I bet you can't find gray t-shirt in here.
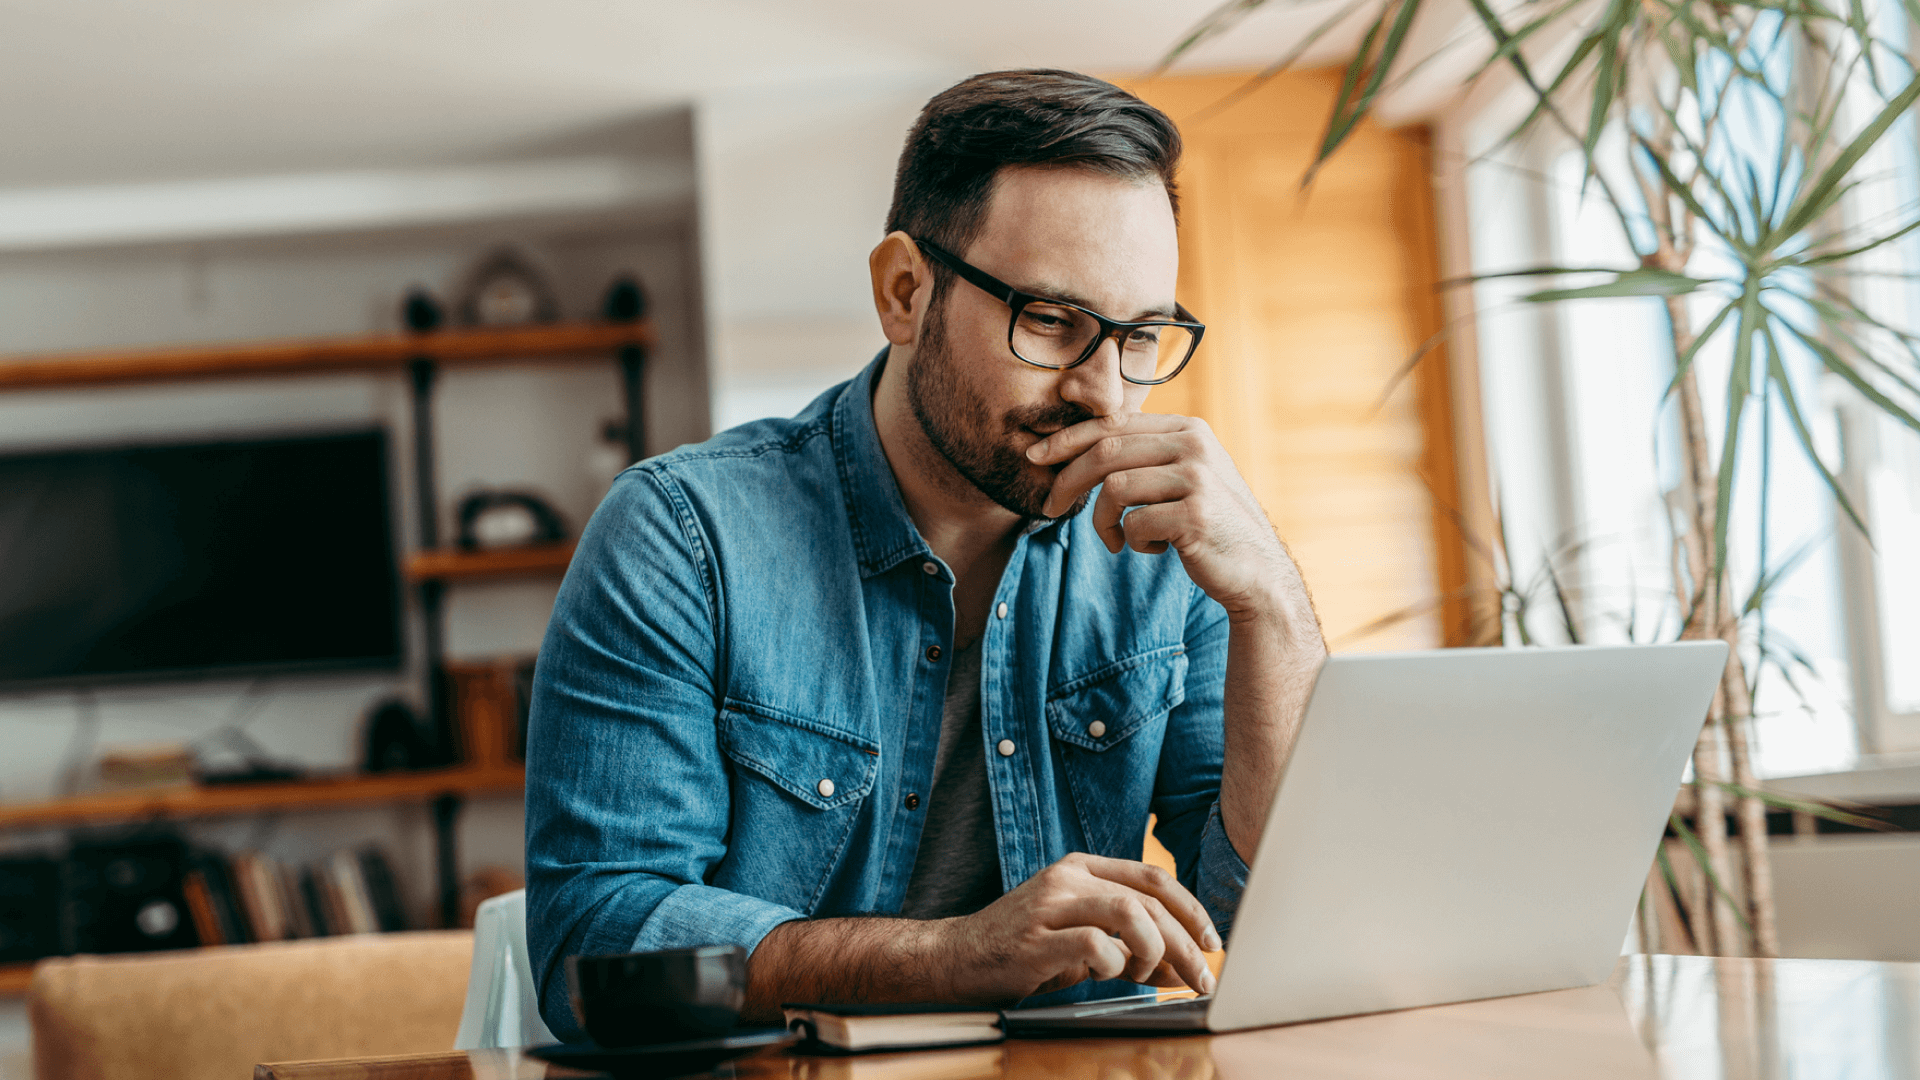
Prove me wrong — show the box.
[898,638,1004,919]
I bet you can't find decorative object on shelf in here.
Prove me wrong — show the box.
[455,248,559,327]
[447,658,532,775]
[97,744,196,792]
[455,489,567,551]
[603,274,647,322]
[0,856,63,962]
[192,725,305,786]
[363,698,436,773]
[62,835,198,955]
[402,287,444,333]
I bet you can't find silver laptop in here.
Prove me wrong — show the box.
[1003,641,1727,1035]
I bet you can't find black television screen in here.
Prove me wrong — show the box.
[0,429,403,687]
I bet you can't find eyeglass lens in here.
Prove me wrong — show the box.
[1011,302,1195,382]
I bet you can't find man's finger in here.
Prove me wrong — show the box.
[1118,503,1186,555]
[1050,925,1129,983]
[1027,413,1186,466]
[1079,856,1221,953]
[1128,888,1215,993]
[1064,879,1212,992]
[1090,467,1195,551]
[1040,433,1188,518]
[1055,893,1167,983]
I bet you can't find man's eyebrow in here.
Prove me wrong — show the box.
[1016,280,1180,321]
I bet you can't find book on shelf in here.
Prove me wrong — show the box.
[327,849,379,934]
[782,1002,1005,1052]
[170,845,410,947]
[297,865,335,937]
[232,853,289,942]
[189,850,250,945]
[179,869,224,947]
[356,848,409,932]
[276,860,316,939]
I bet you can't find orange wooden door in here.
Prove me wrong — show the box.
[1119,70,1470,651]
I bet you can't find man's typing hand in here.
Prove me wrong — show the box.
[937,853,1219,1002]
[743,853,1218,1019]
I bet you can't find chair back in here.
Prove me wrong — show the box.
[30,930,472,1080]
[453,888,556,1049]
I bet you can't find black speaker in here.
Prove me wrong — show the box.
[0,857,64,962]
[62,836,198,954]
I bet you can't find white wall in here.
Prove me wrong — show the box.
[696,73,965,429]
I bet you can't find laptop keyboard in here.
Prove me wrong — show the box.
[1123,996,1212,1017]
[1057,994,1212,1019]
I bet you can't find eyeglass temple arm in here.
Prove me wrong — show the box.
[913,238,1020,305]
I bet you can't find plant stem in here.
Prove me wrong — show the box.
[1664,290,1778,957]
[1720,643,1781,956]
[1666,291,1745,956]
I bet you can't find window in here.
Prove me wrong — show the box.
[1440,50,1920,777]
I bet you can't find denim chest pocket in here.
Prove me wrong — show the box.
[716,701,877,913]
[1046,647,1187,859]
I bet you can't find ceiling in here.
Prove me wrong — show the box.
[0,0,1398,190]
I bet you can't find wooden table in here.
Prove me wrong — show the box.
[255,954,1920,1080]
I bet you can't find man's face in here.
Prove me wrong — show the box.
[907,166,1180,520]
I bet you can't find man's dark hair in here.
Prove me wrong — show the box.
[886,70,1181,300]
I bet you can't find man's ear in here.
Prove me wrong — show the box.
[870,232,930,347]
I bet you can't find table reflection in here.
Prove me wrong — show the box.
[278,955,1920,1080]
[1615,953,1920,1079]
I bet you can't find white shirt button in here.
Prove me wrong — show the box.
[997,739,1016,757]
[996,602,1008,619]
[1088,720,1107,738]
[921,561,939,576]
[817,778,835,798]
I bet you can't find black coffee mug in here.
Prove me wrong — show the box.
[566,944,748,1047]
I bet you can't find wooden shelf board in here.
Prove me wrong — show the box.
[0,765,525,830]
[405,542,576,583]
[0,321,653,391]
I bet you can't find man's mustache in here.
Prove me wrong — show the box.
[1004,403,1097,434]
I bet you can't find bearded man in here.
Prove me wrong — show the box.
[525,69,1326,1040]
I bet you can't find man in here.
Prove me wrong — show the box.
[526,69,1325,1039]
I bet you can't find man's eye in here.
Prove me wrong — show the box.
[1126,328,1163,349]
[1021,308,1075,332]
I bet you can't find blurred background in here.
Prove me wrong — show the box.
[1,1,1917,1076]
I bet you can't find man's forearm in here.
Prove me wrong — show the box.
[1217,602,1326,863]
[743,917,952,1021]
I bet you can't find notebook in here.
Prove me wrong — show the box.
[782,1002,1003,1052]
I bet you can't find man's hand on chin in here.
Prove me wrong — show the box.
[1029,411,1325,862]
[1028,413,1316,633]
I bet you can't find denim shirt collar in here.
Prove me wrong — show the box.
[831,351,1066,580]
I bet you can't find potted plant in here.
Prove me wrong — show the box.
[1165,0,1920,955]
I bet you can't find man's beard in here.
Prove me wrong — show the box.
[907,298,1096,521]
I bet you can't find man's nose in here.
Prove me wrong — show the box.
[1056,335,1128,418]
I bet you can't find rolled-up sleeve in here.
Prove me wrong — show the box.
[1148,586,1250,938]
[524,468,802,1042]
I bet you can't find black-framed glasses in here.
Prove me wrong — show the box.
[914,237,1204,385]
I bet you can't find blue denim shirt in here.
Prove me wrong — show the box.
[525,356,1249,1040]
